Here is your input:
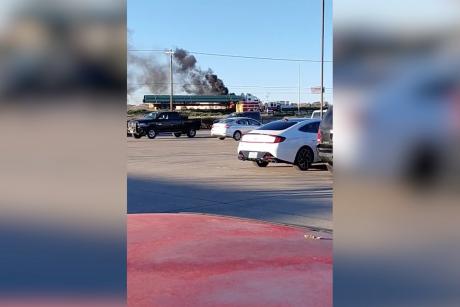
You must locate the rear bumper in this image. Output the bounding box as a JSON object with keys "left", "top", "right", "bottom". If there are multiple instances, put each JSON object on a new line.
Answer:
{"left": 317, "top": 145, "right": 333, "bottom": 164}
{"left": 210, "top": 129, "right": 229, "bottom": 137}
{"left": 238, "top": 150, "right": 289, "bottom": 164}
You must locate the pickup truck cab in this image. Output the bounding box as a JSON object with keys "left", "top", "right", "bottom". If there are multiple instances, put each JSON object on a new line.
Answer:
{"left": 128, "top": 111, "right": 201, "bottom": 139}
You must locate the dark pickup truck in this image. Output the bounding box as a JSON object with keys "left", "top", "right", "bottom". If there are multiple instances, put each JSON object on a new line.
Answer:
{"left": 128, "top": 111, "right": 201, "bottom": 139}
{"left": 317, "top": 105, "right": 333, "bottom": 166}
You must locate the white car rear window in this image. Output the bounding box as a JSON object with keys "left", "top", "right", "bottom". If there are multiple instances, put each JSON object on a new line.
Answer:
{"left": 257, "top": 121, "right": 298, "bottom": 131}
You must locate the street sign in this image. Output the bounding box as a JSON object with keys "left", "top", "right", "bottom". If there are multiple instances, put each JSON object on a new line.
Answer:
{"left": 311, "top": 86, "right": 324, "bottom": 94}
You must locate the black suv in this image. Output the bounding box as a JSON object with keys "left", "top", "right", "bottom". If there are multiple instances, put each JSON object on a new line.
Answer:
{"left": 317, "top": 105, "right": 333, "bottom": 165}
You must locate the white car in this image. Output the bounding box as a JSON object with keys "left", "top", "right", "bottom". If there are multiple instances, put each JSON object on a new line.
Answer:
{"left": 211, "top": 117, "right": 262, "bottom": 141}
{"left": 337, "top": 58, "right": 460, "bottom": 182}
{"left": 311, "top": 109, "right": 328, "bottom": 119}
{"left": 237, "top": 118, "right": 322, "bottom": 170}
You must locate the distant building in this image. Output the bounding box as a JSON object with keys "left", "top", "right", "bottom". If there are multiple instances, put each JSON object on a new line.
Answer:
{"left": 241, "top": 93, "right": 260, "bottom": 103}
{"left": 143, "top": 93, "right": 261, "bottom": 111}
{"left": 143, "top": 94, "right": 243, "bottom": 110}
{"left": 236, "top": 101, "right": 260, "bottom": 112}
{"left": 310, "top": 101, "right": 329, "bottom": 108}
{"left": 263, "top": 101, "right": 291, "bottom": 111}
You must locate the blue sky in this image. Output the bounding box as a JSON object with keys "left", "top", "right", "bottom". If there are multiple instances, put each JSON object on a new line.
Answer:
{"left": 128, "top": 0, "right": 332, "bottom": 104}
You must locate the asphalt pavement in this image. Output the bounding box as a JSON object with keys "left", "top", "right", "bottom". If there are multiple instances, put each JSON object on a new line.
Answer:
{"left": 128, "top": 130, "right": 333, "bottom": 231}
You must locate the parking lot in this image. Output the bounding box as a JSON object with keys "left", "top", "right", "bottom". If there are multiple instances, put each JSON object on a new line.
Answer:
{"left": 128, "top": 131, "right": 333, "bottom": 231}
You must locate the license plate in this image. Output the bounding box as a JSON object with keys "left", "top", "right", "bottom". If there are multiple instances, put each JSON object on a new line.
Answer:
{"left": 248, "top": 152, "right": 258, "bottom": 159}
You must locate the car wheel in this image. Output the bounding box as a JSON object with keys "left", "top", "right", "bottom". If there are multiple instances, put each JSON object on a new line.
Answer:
{"left": 233, "top": 131, "right": 242, "bottom": 141}
{"left": 187, "top": 129, "right": 197, "bottom": 138}
{"left": 254, "top": 161, "right": 269, "bottom": 167}
{"left": 173, "top": 132, "right": 182, "bottom": 137}
{"left": 147, "top": 129, "right": 157, "bottom": 139}
{"left": 218, "top": 137, "right": 225, "bottom": 140}
{"left": 406, "top": 149, "right": 437, "bottom": 187}
{"left": 295, "top": 147, "right": 313, "bottom": 171}
{"left": 133, "top": 134, "right": 142, "bottom": 139}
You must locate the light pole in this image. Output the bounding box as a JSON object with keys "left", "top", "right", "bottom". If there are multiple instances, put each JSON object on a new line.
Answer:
{"left": 165, "top": 49, "right": 174, "bottom": 111}
{"left": 320, "top": 0, "right": 325, "bottom": 119}
{"left": 298, "top": 64, "right": 301, "bottom": 114}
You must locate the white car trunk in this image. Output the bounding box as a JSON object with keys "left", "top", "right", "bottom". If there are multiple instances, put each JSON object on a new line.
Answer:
{"left": 242, "top": 130, "right": 283, "bottom": 141}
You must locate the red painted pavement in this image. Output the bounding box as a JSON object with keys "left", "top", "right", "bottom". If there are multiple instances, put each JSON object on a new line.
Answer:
{"left": 128, "top": 213, "right": 332, "bottom": 307}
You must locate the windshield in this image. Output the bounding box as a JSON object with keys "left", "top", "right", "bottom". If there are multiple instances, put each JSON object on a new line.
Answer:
{"left": 218, "top": 118, "right": 235, "bottom": 124}
{"left": 257, "top": 120, "right": 299, "bottom": 131}
{"left": 144, "top": 112, "right": 158, "bottom": 119}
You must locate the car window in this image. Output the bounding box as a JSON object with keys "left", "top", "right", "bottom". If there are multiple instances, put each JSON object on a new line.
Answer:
{"left": 299, "top": 122, "right": 320, "bottom": 133}
{"left": 239, "top": 112, "right": 259, "bottom": 120}
{"left": 168, "top": 113, "right": 180, "bottom": 120}
{"left": 249, "top": 119, "right": 260, "bottom": 126}
{"left": 144, "top": 112, "right": 158, "bottom": 119}
{"left": 237, "top": 119, "right": 248, "bottom": 125}
{"left": 158, "top": 113, "right": 168, "bottom": 120}
{"left": 312, "top": 110, "right": 327, "bottom": 119}
{"left": 324, "top": 107, "right": 333, "bottom": 127}
{"left": 257, "top": 121, "right": 299, "bottom": 131}
{"left": 218, "top": 118, "right": 234, "bottom": 124}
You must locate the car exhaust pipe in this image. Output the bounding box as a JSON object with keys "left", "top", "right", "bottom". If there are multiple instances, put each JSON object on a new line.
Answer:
{"left": 263, "top": 153, "right": 274, "bottom": 162}
{"left": 238, "top": 152, "right": 245, "bottom": 160}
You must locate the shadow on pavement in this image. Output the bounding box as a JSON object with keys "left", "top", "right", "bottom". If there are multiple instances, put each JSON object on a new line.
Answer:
{"left": 128, "top": 176, "right": 333, "bottom": 231}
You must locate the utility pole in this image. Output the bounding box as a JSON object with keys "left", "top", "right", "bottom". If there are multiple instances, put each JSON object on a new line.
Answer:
{"left": 320, "top": 0, "right": 325, "bottom": 119}
{"left": 298, "top": 64, "right": 301, "bottom": 115}
{"left": 166, "top": 49, "right": 174, "bottom": 111}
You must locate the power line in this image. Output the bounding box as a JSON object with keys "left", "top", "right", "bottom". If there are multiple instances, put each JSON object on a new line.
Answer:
{"left": 128, "top": 82, "right": 332, "bottom": 89}
{"left": 128, "top": 49, "right": 332, "bottom": 63}
{"left": 129, "top": 49, "right": 165, "bottom": 53}
{"left": 128, "top": 92, "right": 333, "bottom": 97}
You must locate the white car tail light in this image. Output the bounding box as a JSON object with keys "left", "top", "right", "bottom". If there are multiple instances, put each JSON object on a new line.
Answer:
{"left": 242, "top": 134, "right": 285, "bottom": 143}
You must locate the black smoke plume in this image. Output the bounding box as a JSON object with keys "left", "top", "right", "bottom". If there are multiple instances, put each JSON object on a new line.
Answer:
{"left": 173, "top": 48, "right": 229, "bottom": 95}
{"left": 128, "top": 53, "right": 168, "bottom": 96}
{"left": 128, "top": 47, "right": 229, "bottom": 99}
